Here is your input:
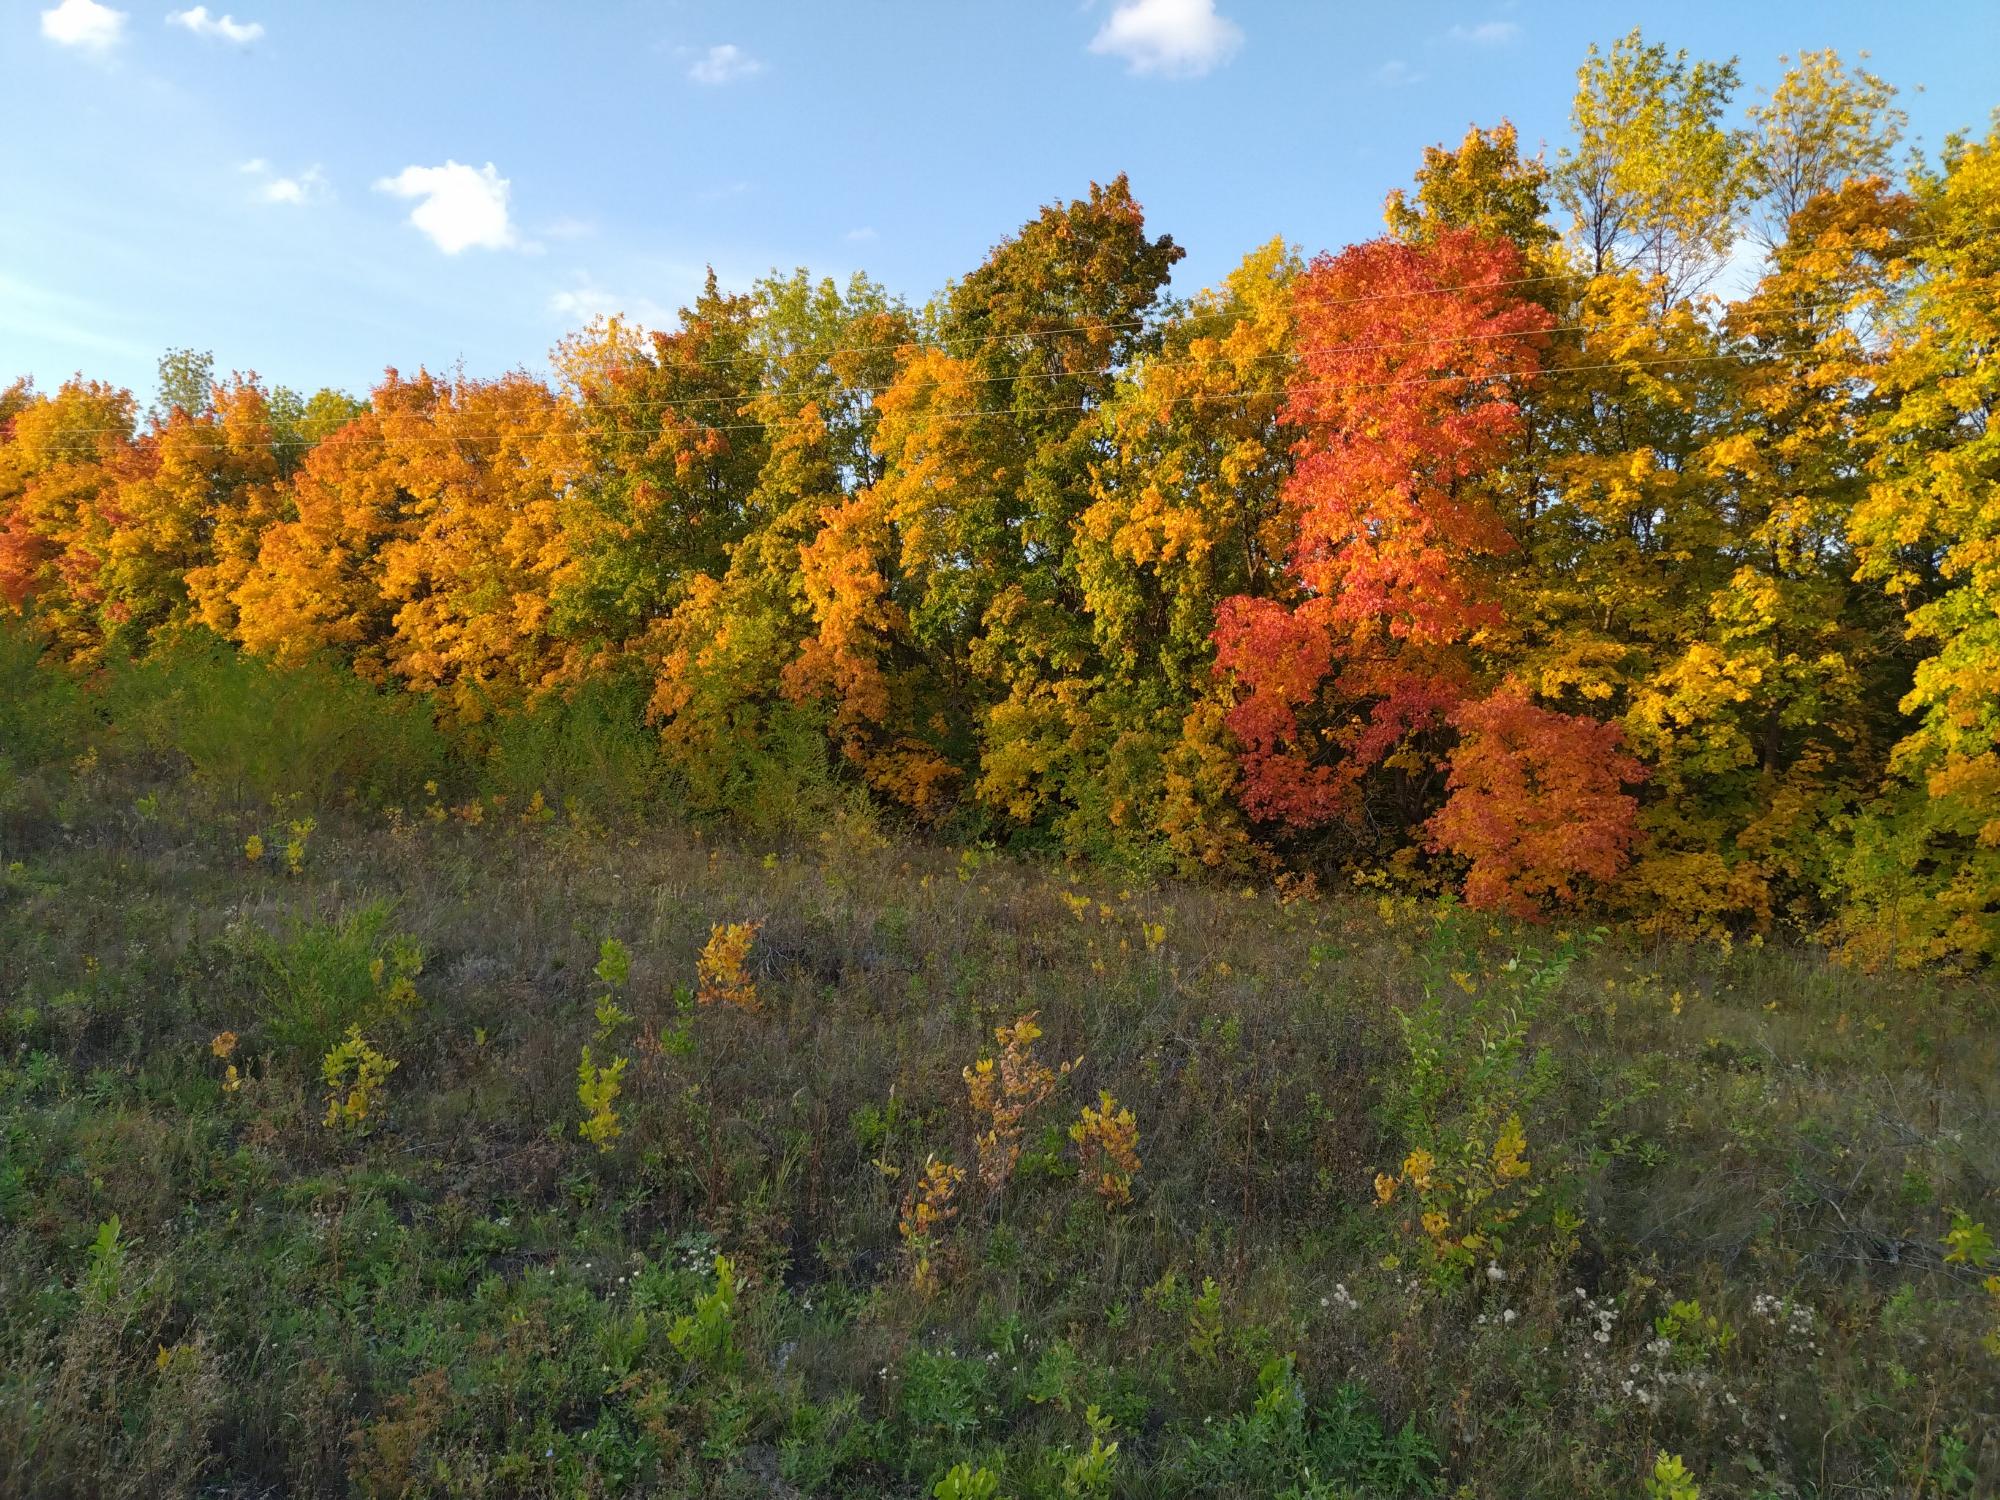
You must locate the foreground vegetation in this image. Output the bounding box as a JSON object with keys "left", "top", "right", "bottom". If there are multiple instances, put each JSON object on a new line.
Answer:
{"left": 2, "top": 633, "right": 1996, "bottom": 1498}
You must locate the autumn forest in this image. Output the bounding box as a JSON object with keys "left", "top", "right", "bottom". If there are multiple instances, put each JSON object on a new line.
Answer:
{"left": 6, "top": 36, "right": 1997, "bottom": 965}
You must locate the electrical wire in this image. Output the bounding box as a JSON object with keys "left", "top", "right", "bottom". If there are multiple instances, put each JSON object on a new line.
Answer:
{"left": 19, "top": 302, "right": 1882, "bottom": 448}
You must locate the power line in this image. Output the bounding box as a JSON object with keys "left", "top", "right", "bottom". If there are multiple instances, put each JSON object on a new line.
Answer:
{"left": 11, "top": 346, "right": 1862, "bottom": 450}
{"left": 24, "top": 222, "right": 1918, "bottom": 429}
{"left": 522, "top": 296, "right": 1864, "bottom": 425}
{"left": 22, "top": 294, "right": 1876, "bottom": 444}
{"left": 553, "top": 224, "right": 1929, "bottom": 380}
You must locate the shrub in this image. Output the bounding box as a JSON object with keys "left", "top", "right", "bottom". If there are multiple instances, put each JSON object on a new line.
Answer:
{"left": 965, "top": 1012, "right": 1075, "bottom": 1195}
{"left": 0, "top": 614, "right": 96, "bottom": 767}
{"left": 321, "top": 1027, "right": 397, "bottom": 1131}
{"left": 577, "top": 1047, "right": 628, "bottom": 1151}
{"left": 241, "top": 901, "right": 424, "bottom": 1058}
{"left": 899, "top": 1155, "right": 965, "bottom": 1293}
{"left": 1070, "top": 1091, "right": 1141, "bottom": 1205}
{"left": 101, "top": 630, "right": 449, "bottom": 807}
{"left": 1168, "top": 1357, "right": 1438, "bottom": 1496}
{"left": 696, "top": 922, "right": 761, "bottom": 1012}
{"left": 474, "top": 673, "right": 666, "bottom": 822}
{"left": 1375, "top": 906, "right": 1587, "bottom": 1280}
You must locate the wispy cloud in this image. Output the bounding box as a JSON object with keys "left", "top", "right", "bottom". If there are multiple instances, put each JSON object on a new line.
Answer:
{"left": 688, "top": 43, "right": 762, "bottom": 85}
{"left": 240, "top": 158, "right": 328, "bottom": 204}
{"left": 1374, "top": 59, "right": 1425, "bottom": 88}
{"left": 1446, "top": 20, "right": 1520, "bottom": 46}
{"left": 262, "top": 168, "right": 327, "bottom": 204}
{"left": 1089, "top": 0, "right": 1242, "bottom": 78}
{"left": 167, "top": 5, "right": 263, "bottom": 42}
{"left": 549, "top": 274, "right": 671, "bottom": 330}
{"left": 844, "top": 226, "right": 878, "bottom": 244}
{"left": 374, "top": 161, "right": 517, "bottom": 254}
{"left": 40, "top": 0, "right": 126, "bottom": 52}
{"left": 0, "top": 270, "right": 152, "bottom": 363}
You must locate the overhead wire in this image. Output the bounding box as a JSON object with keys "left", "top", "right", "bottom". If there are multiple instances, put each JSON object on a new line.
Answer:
{"left": 24, "top": 299, "right": 1878, "bottom": 448}
{"left": 19, "top": 220, "right": 1927, "bottom": 441}
{"left": 540, "top": 221, "right": 1934, "bottom": 381}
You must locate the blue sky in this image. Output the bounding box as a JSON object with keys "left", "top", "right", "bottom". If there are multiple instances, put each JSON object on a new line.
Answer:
{"left": 6, "top": 0, "right": 1997, "bottom": 402}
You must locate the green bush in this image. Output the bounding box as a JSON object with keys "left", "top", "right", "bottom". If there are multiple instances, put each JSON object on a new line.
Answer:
{"left": 239, "top": 900, "right": 424, "bottom": 1058}
{"left": 0, "top": 615, "right": 97, "bottom": 768}
{"left": 100, "top": 631, "right": 449, "bottom": 808}
{"left": 1167, "top": 1357, "right": 1438, "bottom": 1497}
{"left": 667, "top": 697, "right": 853, "bottom": 836}
{"left": 474, "top": 673, "right": 666, "bottom": 820}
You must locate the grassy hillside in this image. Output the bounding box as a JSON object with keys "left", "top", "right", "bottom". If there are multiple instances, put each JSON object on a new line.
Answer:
{"left": 0, "top": 643, "right": 1997, "bottom": 1497}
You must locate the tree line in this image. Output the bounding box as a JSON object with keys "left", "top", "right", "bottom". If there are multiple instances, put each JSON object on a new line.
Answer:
{"left": 4, "top": 35, "right": 1996, "bottom": 963}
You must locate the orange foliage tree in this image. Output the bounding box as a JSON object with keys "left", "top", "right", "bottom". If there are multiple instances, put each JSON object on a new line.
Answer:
{"left": 1427, "top": 692, "right": 1645, "bottom": 917}
{"left": 1212, "top": 228, "right": 1555, "bottom": 866}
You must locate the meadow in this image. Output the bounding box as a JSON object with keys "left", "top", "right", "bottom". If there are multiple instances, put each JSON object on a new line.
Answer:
{"left": 1, "top": 628, "right": 1995, "bottom": 1498}
{"left": 6, "top": 31, "right": 2000, "bottom": 1497}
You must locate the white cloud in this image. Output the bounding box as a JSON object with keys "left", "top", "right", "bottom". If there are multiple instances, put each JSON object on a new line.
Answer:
{"left": 167, "top": 5, "right": 263, "bottom": 42}
{"left": 1374, "top": 59, "right": 1425, "bottom": 87}
{"left": 844, "top": 226, "right": 878, "bottom": 243}
{"left": 374, "top": 160, "right": 517, "bottom": 254}
{"left": 40, "top": 0, "right": 126, "bottom": 51}
{"left": 1446, "top": 20, "right": 1520, "bottom": 46}
{"left": 240, "top": 158, "right": 329, "bottom": 204}
{"left": 542, "top": 215, "right": 595, "bottom": 241}
{"left": 688, "top": 43, "right": 762, "bottom": 85}
{"left": 549, "top": 275, "right": 670, "bottom": 330}
{"left": 1088, "top": 0, "right": 1242, "bottom": 78}
{"left": 261, "top": 167, "right": 327, "bottom": 204}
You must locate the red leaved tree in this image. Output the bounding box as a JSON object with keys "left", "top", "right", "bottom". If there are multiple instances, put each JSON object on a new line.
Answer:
{"left": 1428, "top": 692, "right": 1645, "bottom": 918}
{"left": 1212, "top": 228, "right": 1551, "bottom": 837}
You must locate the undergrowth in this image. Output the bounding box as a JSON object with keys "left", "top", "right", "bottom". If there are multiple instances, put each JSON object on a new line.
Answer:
{"left": 0, "top": 641, "right": 1996, "bottom": 1497}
